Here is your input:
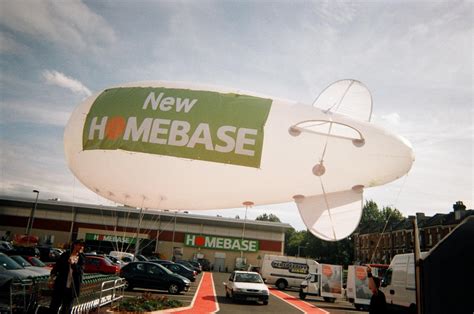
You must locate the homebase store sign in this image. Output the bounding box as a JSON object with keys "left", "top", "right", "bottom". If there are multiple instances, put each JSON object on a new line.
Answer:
{"left": 85, "top": 233, "right": 137, "bottom": 244}
{"left": 185, "top": 234, "right": 259, "bottom": 252}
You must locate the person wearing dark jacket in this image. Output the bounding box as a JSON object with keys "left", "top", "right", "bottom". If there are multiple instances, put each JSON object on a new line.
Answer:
{"left": 366, "top": 265, "right": 387, "bottom": 314}
{"left": 49, "top": 239, "right": 85, "bottom": 313}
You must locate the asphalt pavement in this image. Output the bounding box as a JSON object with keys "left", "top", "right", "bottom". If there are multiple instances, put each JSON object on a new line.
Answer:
{"left": 119, "top": 271, "right": 368, "bottom": 313}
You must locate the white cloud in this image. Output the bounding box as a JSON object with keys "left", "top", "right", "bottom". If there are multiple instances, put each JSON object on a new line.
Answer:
{"left": 42, "top": 70, "right": 91, "bottom": 97}
{"left": 0, "top": 0, "right": 116, "bottom": 52}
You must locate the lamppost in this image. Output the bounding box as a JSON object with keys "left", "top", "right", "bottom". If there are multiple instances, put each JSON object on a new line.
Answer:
{"left": 241, "top": 201, "right": 253, "bottom": 260}
{"left": 26, "top": 190, "right": 39, "bottom": 246}
{"left": 171, "top": 211, "right": 177, "bottom": 260}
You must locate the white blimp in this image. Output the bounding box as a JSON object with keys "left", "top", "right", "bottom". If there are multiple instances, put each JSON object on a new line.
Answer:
{"left": 64, "top": 80, "right": 414, "bottom": 241}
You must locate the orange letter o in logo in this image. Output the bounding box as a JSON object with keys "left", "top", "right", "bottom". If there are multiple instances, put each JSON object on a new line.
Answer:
{"left": 105, "top": 116, "right": 126, "bottom": 140}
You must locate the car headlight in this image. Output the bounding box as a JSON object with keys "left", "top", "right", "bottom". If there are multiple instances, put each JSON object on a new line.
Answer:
{"left": 262, "top": 289, "right": 269, "bottom": 295}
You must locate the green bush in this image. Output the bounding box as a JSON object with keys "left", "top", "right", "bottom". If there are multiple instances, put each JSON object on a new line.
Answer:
{"left": 111, "top": 292, "right": 183, "bottom": 312}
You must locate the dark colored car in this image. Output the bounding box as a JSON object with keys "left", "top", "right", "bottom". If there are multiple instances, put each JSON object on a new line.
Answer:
{"left": 135, "top": 254, "right": 148, "bottom": 261}
{"left": 9, "top": 255, "right": 50, "bottom": 276}
{"left": 188, "top": 261, "right": 203, "bottom": 272}
{"left": 197, "top": 258, "right": 211, "bottom": 271}
{"left": 84, "top": 255, "right": 119, "bottom": 274}
{"left": 0, "top": 241, "right": 14, "bottom": 254}
{"left": 154, "top": 261, "right": 196, "bottom": 282}
{"left": 9, "top": 246, "right": 40, "bottom": 258}
{"left": 120, "top": 262, "right": 190, "bottom": 294}
{"left": 176, "top": 260, "right": 201, "bottom": 273}
{"left": 36, "top": 246, "right": 61, "bottom": 262}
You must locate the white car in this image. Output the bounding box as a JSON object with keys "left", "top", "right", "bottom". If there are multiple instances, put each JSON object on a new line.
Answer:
{"left": 224, "top": 271, "right": 269, "bottom": 305}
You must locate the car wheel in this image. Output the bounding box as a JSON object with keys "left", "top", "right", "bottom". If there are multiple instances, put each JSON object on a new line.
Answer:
{"left": 323, "top": 297, "right": 336, "bottom": 303}
{"left": 225, "top": 290, "right": 230, "bottom": 298}
{"left": 124, "top": 280, "right": 133, "bottom": 291}
{"left": 276, "top": 279, "right": 287, "bottom": 290}
{"left": 299, "top": 291, "right": 306, "bottom": 300}
{"left": 168, "top": 283, "right": 180, "bottom": 294}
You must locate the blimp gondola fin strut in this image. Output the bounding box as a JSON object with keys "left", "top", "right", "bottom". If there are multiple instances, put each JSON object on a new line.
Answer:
{"left": 294, "top": 188, "right": 364, "bottom": 241}
{"left": 289, "top": 119, "right": 365, "bottom": 147}
{"left": 312, "top": 79, "right": 373, "bottom": 122}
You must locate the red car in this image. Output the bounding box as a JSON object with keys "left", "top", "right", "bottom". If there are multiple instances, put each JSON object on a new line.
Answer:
{"left": 84, "top": 255, "right": 119, "bottom": 274}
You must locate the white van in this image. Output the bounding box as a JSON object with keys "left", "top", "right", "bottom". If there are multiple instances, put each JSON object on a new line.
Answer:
{"left": 380, "top": 252, "right": 426, "bottom": 313}
{"left": 346, "top": 264, "right": 388, "bottom": 310}
{"left": 261, "top": 254, "right": 319, "bottom": 290}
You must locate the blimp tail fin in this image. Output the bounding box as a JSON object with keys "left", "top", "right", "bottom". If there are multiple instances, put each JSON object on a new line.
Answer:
{"left": 294, "top": 188, "right": 363, "bottom": 241}
{"left": 312, "top": 79, "right": 373, "bottom": 122}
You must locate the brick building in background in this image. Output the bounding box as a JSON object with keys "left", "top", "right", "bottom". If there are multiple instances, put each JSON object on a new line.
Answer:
{"left": 353, "top": 201, "right": 473, "bottom": 264}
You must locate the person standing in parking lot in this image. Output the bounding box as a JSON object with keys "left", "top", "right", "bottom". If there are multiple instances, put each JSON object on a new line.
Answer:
{"left": 48, "top": 239, "right": 85, "bottom": 313}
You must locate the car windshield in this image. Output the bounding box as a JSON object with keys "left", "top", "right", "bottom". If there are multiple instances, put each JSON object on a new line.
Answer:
{"left": 0, "top": 254, "right": 23, "bottom": 270}
{"left": 235, "top": 273, "right": 263, "bottom": 283}
{"left": 29, "top": 257, "right": 46, "bottom": 267}
{"left": 10, "top": 256, "right": 32, "bottom": 267}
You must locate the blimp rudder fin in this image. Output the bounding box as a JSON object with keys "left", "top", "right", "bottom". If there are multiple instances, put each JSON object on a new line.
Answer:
{"left": 312, "top": 79, "right": 373, "bottom": 122}
{"left": 294, "top": 187, "right": 363, "bottom": 241}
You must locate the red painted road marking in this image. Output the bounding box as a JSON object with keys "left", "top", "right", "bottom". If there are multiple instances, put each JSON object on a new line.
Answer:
{"left": 269, "top": 288, "right": 329, "bottom": 314}
{"left": 172, "top": 272, "right": 219, "bottom": 313}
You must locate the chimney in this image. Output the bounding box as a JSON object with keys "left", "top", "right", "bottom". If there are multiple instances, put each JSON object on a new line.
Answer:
{"left": 453, "top": 201, "right": 466, "bottom": 221}
{"left": 416, "top": 212, "right": 425, "bottom": 221}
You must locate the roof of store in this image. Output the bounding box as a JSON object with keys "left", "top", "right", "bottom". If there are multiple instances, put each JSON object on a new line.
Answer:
{"left": 0, "top": 196, "right": 293, "bottom": 233}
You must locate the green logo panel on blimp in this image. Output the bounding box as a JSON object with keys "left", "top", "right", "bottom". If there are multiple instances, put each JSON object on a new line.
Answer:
{"left": 83, "top": 87, "right": 272, "bottom": 168}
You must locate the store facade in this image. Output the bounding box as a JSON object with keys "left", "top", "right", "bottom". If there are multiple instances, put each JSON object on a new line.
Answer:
{"left": 0, "top": 197, "right": 292, "bottom": 271}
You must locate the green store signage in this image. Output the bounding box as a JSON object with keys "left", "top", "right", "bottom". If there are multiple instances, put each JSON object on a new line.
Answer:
{"left": 184, "top": 233, "right": 259, "bottom": 252}
{"left": 83, "top": 87, "right": 272, "bottom": 168}
{"left": 85, "top": 233, "right": 137, "bottom": 244}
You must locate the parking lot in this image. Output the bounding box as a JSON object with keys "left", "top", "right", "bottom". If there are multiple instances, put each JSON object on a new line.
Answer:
{"left": 122, "top": 271, "right": 368, "bottom": 313}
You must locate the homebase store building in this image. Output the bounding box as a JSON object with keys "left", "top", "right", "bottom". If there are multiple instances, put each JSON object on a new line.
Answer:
{"left": 0, "top": 197, "right": 292, "bottom": 272}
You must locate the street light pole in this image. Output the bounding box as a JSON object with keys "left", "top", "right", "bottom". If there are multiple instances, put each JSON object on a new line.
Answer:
{"left": 26, "top": 190, "right": 39, "bottom": 246}
{"left": 241, "top": 201, "right": 253, "bottom": 259}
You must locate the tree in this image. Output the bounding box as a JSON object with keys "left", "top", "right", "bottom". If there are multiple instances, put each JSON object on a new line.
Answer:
{"left": 284, "top": 228, "right": 306, "bottom": 256}
{"left": 380, "top": 206, "right": 404, "bottom": 224}
{"left": 284, "top": 200, "right": 406, "bottom": 265}
{"left": 255, "top": 213, "right": 281, "bottom": 222}
{"left": 359, "top": 200, "right": 382, "bottom": 228}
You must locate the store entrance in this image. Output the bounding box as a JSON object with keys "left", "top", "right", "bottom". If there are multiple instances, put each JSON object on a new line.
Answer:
{"left": 214, "top": 252, "right": 226, "bottom": 272}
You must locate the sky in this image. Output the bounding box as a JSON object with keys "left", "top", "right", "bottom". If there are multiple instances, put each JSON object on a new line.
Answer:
{"left": 0, "top": 0, "right": 472, "bottom": 231}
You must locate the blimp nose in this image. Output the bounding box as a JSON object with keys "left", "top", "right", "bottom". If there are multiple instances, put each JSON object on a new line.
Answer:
{"left": 398, "top": 133, "right": 415, "bottom": 167}
{"left": 382, "top": 132, "right": 415, "bottom": 183}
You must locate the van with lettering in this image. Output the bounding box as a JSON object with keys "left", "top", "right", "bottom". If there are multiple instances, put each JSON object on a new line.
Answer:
{"left": 260, "top": 254, "right": 319, "bottom": 290}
